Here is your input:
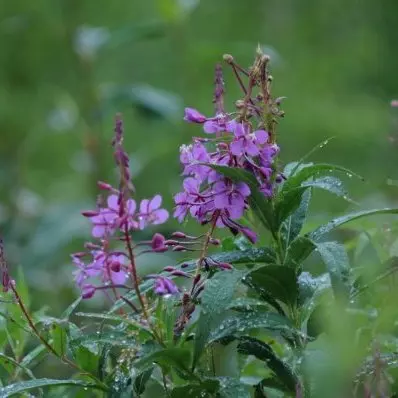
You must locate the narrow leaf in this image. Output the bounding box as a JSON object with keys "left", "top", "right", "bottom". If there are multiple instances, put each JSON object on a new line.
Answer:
{"left": 237, "top": 336, "right": 297, "bottom": 392}
{"left": 310, "top": 208, "right": 398, "bottom": 241}
{"left": 0, "top": 379, "right": 106, "bottom": 397}
{"left": 315, "top": 241, "right": 351, "bottom": 298}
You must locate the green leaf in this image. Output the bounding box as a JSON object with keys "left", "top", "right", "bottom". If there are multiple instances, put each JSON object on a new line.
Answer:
{"left": 281, "top": 188, "right": 312, "bottom": 248}
{"left": 75, "top": 312, "right": 151, "bottom": 334}
{"left": 70, "top": 331, "right": 134, "bottom": 348}
{"left": 133, "top": 367, "right": 154, "bottom": 395}
{"left": 310, "top": 208, "right": 398, "bottom": 241}
{"left": 74, "top": 346, "right": 99, "bottom": 375}
{"left": 315, "top": 241, "right": 351, "bottom": 298}
{"left": 237, "top": 336, "right": 297, "bottom": 392}
{"left": 209, "top": 165, "right": 275, "bottom": 232}
{"left": 20, "top": 345, "right": 47, "bottom": 368}
{"left": 285, "top": 236, "right": 316, "bottom": 269}
{"left": 227, "top": 297, "right": 270, "bottom": 312}
{"left": 135, "top": 348, "right": 194, "bottom": 379}
{"left": 49, "top": 321, "right": 68, "bottom": 357}
{"left": 246, "top": 265, "right": 298, "bottom": 306}
{"left": 193, "top": 270, "right": 244, "bottom": 369}
{"left": 210, "top": 311, "right": 298, "bottom": 342}
{"left": 217, "top": 377, "right": 251, "bottom": 398}
{"left": 281, "top": 163, "right": 362, "bottom": 194}
{"left": 0, "top": 353, "right": 35, "bottom": 379}
{"left": 170, "top": 380, "right": 219, "bottom": 398}
{"left": 276, "top": 176, "right": 351, "bottom": 230}
{"left": 61, "top": 297, "right": 82, "bottom": 319}
{"left": 0, "top": 379, "right": 107, "bottom": 397}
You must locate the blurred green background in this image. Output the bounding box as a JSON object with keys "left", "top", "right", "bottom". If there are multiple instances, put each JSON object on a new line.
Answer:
{"left": 1, "top": 0, "right": 398, "bottom": 317}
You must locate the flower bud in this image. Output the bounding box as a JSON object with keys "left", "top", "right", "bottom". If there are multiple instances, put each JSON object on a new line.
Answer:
{"left": 171, "top": 231, "right": 187, "bottom": 239}
{"left": 223, "top": 54, "right": 234, "bottom": 64}
{"left": 97, "top": 181, "right": 113, "bottom": 191}
{"left": 172, "top": 245, "right": 187, "bottom": 252}
{"left": 82, "top": 284, "right": 96, "bottom": 299}
{"left": 163, "top": 266, "right": 175, "bottom": 272}
{"left": 81, "top": 210, "right": 99, "bottom": 218}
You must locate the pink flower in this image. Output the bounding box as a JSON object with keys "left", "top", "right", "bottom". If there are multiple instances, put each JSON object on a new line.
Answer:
{"left": 138, "top": 195, "right": 169, "bottom": 229}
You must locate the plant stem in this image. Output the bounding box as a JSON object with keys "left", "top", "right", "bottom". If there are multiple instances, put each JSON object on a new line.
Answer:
{"left": 10, "top": 284, "right": 107, "bottom": 389}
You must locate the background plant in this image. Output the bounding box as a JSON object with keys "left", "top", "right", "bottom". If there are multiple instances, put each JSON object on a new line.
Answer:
{"left": 2, "top": 48, "right": 398, "bottom": 397}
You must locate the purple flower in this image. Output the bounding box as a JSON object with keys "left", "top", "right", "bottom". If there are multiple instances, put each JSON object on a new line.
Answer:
{"left": 180, "top": 142, "right": 210, "bottom": 179}
{"left": 153, "top": 277, "right": 179, "bottom": 296}
{"left": 230, "top": 123, "right": 268, "bottom": 156}
{"left": 138, "top": 195, "right": 169, "bottom": 230}
{"left": 213, "top": 181, "right": 250, "bottom": 219}
{"left": 89, "top": 194, "right": 137, "bottom": 238}
{"left": 184, "top": 108, "right": 207, "bottom": 123}
{"left": 203, "top": 114, "right": 236, "bottom": 134}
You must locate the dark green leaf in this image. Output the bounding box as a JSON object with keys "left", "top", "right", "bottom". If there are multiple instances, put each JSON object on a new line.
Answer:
{"left": 70, "top": 331, "right": 134, "bottom": 348}
{"left": 74, "top": 346, "right": 99, "bottom": 375}
{"left": 237, "top": 336, "right": 297, "bottom": 392}
{"left": 135, "top": 348, "right": 193, "bottom": 379}
{"left": 281, "top": 163, "right": 362, "bottom": 193}
{"left": 246, "top": 265, "right": 298, "bottom": 306}
{"left": 193, "top": 270, "right": 244, "bottom": 368}
{"left": 310, "top": 208, "right": 398, "bottom": 241}
{"left": 285, "top": 236, "right": 316, "bottom": 269}
{"left": 210, "top": 311, "right": 298, "bottom": 342}
{"left": 133, "top": 367, "right": 154, "bottom": 395}
{"left": 315, "top": 241, "right": 351, "bottom": 298}
{"left": 61, "top": 297, "right": 82, "bottom": 319}
{"left": 217, "top": 377, "right": 251, "bottom": 398}
{"left": 49, "top": 321, "right": 67, "bottom": 357}
{"left": 0, "top": 379, "right": 106, "bottom": 397}
{"left": 0, "top": 353, "right": 35, "bottom": 379}
{"left": 170, "top": 380, "right": 219, "bottom": 398}
{"left": 282, "top": 188, "right": 312, "bottom": 247}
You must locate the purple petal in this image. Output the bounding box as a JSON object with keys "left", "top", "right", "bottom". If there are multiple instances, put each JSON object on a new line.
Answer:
{"left": 149, "top": 195, "right": 162, "bottom": 211}
{"left": 245, "top": 140, "right": 259, "bottom": 156}
{"left": 254, "top": 130, "right": 269, "bottom": 144}
{"left": 236, "top": 182, "right": 251, "bottom": 197}
{"left": 214, "top": 192, "right": 230, "bottom": 209}
{"left": 126, "top": 199, "right": 136, "bottom": 215}
{"left": 111, "top": 270, "right": 128, "bottom": 285}
{"left": 233, "top": 122, "right": 246, "bottom": 137}
{"left": 140, "top": 199, "right": 149, "bottom": 214}
{"left": 203, "top": 120, "right": 219, "bottom": 134}
{"left": 183, "top": 177, "right": 199, "bottom": 193}
{"left": 184, "top": 108, "right": 207, "bottom": 123}
{"left": 92, "top": 225, "right": 105, "bottom": 238}
{"left": 230, "top": 140, "right": 243, "bottom": 156}
{"left": 152, "top": 209, "right": 169, "bottom": 224}
{"left": 107, "top": 195, "right": 119, "bottom": 211}
{"left": 82, "top": 284, "right": 96, "bottom": 299}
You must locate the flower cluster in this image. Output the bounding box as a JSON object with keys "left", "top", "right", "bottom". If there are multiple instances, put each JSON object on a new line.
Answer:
{"left": 72, "top": 115, "right": 173, "bottom": 299}
{"left": 174, "top": 56, "right": 281, "bottom": 243}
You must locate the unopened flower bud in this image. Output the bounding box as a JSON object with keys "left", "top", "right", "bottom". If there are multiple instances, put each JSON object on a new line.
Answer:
{"left": 82, "top": 284, "right": 96, "bottom": 299}
{"left": 85, "top": 242, "right": 100, "bottom": 250}
{"left": 97, "top": 181, "right": 113, "bottom": 191}
{"left": 163, "top": 266, "right": 175, "bottom": 272}
{"left": 165, "top": 240, "right": 179, "bottom": 246}
{"left": 171, "top": 270, "right": 190, "bottom": 278}
{"left": 218, "top": 262, "right": 233, "bottom": 270}
{"left": 81, "top": 210, "right": 99, "bottom": 218}
{"left": 172, "top": 245, "right": 187, "bottom": 252}
{"left": 171, "top": 231, "right": 187, "bottom": 239}
{"left": 209, "top": 238, "right": 221, "bottom": 246}
{"left": 180, "top": 263, "right": 189, "bottom": 269}
{"left": 223, "top": 54, "right": 234, "bottom": 64}
{"left": 193, "top": 274, "right": 201, "bottom": 286}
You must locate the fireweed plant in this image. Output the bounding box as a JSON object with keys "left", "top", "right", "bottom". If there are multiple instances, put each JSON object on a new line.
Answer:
{"left": 2, "top": 50, "right": 398, "bottom": 397}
